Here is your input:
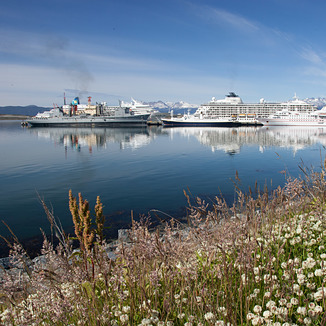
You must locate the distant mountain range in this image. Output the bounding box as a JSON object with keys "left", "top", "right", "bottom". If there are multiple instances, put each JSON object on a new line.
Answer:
{"left": 0, "top": 101, "right": 199, "bottom": 116}
{"left": 0, "top": 105, "right": 51, "bottom": 116}
{"left": 1, "top": 98, "right": 326, "bottom": 116}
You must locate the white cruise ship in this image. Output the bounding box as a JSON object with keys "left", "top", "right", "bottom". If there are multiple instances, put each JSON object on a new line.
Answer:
{"left": 196, "top": 92, "right": 316, "bottom": 119}
{"left": 257, "top": 107, "right": 326, "bottom": 126}
{"left": 120, "top": 98, "right": 156, "bottom": 115}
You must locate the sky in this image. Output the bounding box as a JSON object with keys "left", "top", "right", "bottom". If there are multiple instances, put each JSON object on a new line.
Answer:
{"left": 1, "top": 0, "right": 326, "bottom": 106}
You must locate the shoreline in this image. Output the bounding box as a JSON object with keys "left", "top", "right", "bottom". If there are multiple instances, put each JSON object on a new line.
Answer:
{"left": 0, "top": 114, "right": 31, "bottom": 120}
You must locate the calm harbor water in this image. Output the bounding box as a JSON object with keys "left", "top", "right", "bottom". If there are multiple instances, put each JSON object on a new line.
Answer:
{"left": 1, "top": 120, "right": 326, "bottom": 256}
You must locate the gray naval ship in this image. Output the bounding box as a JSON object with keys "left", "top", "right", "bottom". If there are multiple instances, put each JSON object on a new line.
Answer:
{"left": 26, "top": 97, "right": 152, "bottom": 127}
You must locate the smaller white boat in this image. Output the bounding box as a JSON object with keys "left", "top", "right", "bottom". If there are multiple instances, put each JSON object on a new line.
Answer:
{"left": 258, "top": 107, "right": 326, "bottom": 126}
{"left": 161, "top": 110, "right": 242, "bottom": 127}
{"left": 236, "top": 113, "right": 262, "bottom": 125}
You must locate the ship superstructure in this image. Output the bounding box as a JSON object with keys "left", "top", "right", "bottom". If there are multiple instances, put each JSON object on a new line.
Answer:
{"left": 196, "top": 92, "right": 316, "bottom": 119}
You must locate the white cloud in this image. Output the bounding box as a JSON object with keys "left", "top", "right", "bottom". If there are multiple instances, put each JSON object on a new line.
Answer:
{"left": 210, "top": 8, "right": 259, "bottom": 32}
{"left": 300, "top": 47, "right": 324, "bottom": 65}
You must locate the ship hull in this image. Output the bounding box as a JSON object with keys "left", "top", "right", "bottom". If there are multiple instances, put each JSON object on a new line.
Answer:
{"left": 258, "top": 118, "right": 326, "bottom": 126}
{"left": 161, "top": 118, "right": 242, "bottom": 127}
{"left": 27, "top": 114, "right": 150, "bottom": 127}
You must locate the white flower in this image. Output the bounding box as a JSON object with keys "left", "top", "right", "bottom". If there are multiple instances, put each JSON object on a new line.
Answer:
{"left": 314, "top": 287, "right": 326, "bottom": 301}
{"left": 141, "top": 318, "right": 152, "bottom": 325}
{"left": 122, "top": 306, "right": 130, "bottom": 313}
{"left": 119, "top": 314, "right": 129, "bottom": 324}
{"left": 251, "top": 316, "right": 263, "bottom": 325}
{"left": 303, "top": 317, "right": 311, "bottom": 325}
{"left": 297, "top": 273, "right": 306, "bottom": 284}
{"left": 315, "top": 269, "right": 323, "bottom": 277}
{"left": 204, "top": 312, "right": 215, "bottom": 322}
{"left": 314, "top": 305, "right": 323, "bottom": 314}
{"left": 279, "top": 298, "right": 287, "bottom": 306}
{"left": 297, "top": 306, "right": 307, "bottom": 316}
{"left": 263, "top": 310, "right": 272, "bottom": 318}
{"left": 290, "top": 297, "right": 299, "bottom": 305}
{"left": 246, "top": 313, "right": 255, "bottom": 320}
{"left": 253, "top": 305, "right": 262, "bottom": 314}
{"left": 293, "top": 284, "right": 300, "bottom": 292}
{"left": 266, "top": 300, "right": 276, "bottom": 309}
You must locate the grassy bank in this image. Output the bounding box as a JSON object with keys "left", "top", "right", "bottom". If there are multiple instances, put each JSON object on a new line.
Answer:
{"left": 0, "top": 164, "right": 326, "bottom": 325}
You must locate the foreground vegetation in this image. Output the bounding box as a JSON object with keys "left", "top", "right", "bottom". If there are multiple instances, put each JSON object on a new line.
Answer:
{"left": 1, "top": 162, "right": 326, "bottom": 325}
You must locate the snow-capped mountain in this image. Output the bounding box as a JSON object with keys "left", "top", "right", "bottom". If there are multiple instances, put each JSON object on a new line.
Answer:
{"left": 304, "top": 97, "right": 326, "bottom": 109}
{"left": 144, "top": 100, "right": 198, "bottom": 113}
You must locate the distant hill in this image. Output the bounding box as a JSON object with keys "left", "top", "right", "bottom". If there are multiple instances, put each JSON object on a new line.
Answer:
{"left": 0, "top": 102, "right": 199, "bottom": 115}
{"left": 0, "top": 105, "right": 50, "bottom": 116}
{"left": 1, "top": 97, "right": 325, "bottom": 116}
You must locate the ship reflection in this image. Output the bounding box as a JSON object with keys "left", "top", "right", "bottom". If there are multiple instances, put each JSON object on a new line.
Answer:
{"left": 28, "top": 125, "right": 326, "bottom": 155}
{"left": 166, "top": 126, "right": 326, "bottom": 155}
{"left": 28, "top": 126, "right": 165, "bottom": 152}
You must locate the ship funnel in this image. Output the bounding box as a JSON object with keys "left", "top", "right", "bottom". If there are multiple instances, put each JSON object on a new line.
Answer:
{"left": 72, "top": 97, "right": 80, "bottom": 105}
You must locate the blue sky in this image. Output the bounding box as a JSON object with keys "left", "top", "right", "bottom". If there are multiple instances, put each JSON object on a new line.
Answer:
{"left": 1, "top": 0, "right": 326, "bottom": 106}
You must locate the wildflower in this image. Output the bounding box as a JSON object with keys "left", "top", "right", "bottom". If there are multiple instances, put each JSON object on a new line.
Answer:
{"left": 263, "top": 310, "right": 272, "bottom": 319}
{"left": 122, "top": 306, "right": 130, "bottom": 313}
{"left": 297, "top": 306, "right": 307, "bottom": 316}
{"left": 314, "top": 269, "right": 323, "bottom": 277}
{"left": 303, "top": 317, "right": 311, "bottom": 325}
{"left": 266, "top": 300, "right": 276, "bottom": 309}
{"left": 246, "top": 313, "right": 255, "bottom": 320}
{"left": 120, "top": 314, "right": 129, "bottom": 324}
{"left": 215, "top": 321, "right": 225, "bottom": 326}
{"left": 264, "top": 292, "right": 271, "bottom": 298}
{"left": 314, "top": 305, "right": 323, "bottom": 314}
{"left": 204, "top": 312, "right": 215, "bottom": 322}
{"left": 251, "top": 316, "right": 263, "bottom": 325}
{"left": 177, "top": 313, "right": 185, "bottom": 319}
{"left": 297, "top": 274, "right": 306, "bottom": 284}
{"left": 293, "top": 284, "right": 300, "bottom": 292}
{"left": 279, "top": 298, "right": 287, "bottom": 306}
{"left": 314, "top": 287, "right": 326, "bottom": 301}
{"left": 253, "top": 305, "right": 262, "bottom": 314}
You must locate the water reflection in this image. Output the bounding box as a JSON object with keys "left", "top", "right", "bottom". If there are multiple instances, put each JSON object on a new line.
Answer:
{"left": 166, "top": 126, "right": 326, "bottom": 155}
{"left": 28, "top": 126, "right": 166, "bottom": 152}
{"left": 28, "top": 125, "right": 326, "bottom": 155}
